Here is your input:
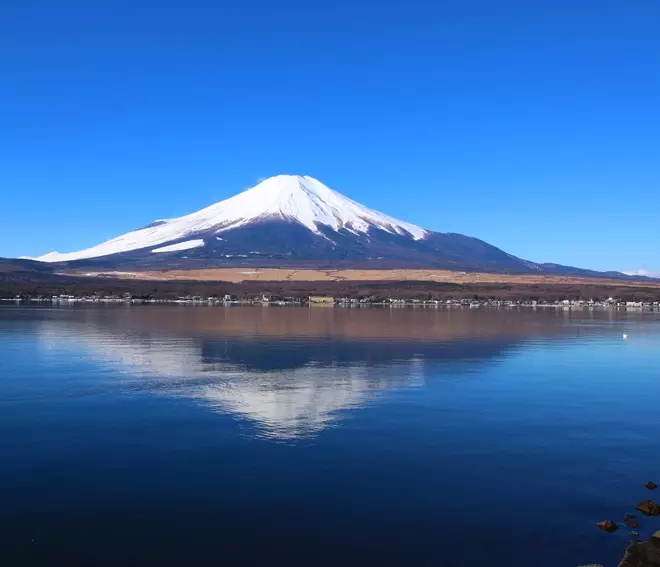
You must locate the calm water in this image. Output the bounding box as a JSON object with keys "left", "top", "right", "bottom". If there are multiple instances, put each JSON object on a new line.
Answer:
{"left": 2, "top": 305, "right": 660, "bottom": 566}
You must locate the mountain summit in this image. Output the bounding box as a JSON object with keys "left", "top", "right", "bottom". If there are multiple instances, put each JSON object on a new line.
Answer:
{"left": 27, "top": 175, "right": 625, "bottom": 277}
{"left": 202, "top": 175, "right": 429, "bottom": 240}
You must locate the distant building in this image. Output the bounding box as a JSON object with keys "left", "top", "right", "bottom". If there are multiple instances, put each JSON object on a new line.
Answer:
{"left": 309, "top": 296, "right": 335, "bottom": 305}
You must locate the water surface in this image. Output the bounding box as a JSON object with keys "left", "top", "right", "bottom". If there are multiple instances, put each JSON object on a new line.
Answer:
{"left": 2, "top": 305, "right": 660, "bottom": 566}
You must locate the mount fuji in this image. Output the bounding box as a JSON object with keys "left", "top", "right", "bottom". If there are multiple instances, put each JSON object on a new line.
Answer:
{"left": 25, "top": 175, "right": 622, "bottom": 277}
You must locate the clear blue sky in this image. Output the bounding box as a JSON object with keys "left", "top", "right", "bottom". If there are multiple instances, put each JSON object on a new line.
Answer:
{"left": 1, "top": 0, "right": 658, "bottom": 274}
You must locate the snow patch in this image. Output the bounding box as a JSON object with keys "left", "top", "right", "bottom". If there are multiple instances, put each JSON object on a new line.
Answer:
{"left": 623, "top": 269, "right": 659, "bottom": 278}
{"left": 151, "top": 239, "right": 205, "bottom": 253}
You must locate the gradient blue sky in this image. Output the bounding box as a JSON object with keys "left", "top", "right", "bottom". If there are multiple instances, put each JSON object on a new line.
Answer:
{"left": 1, "top": 0, "right": 658, "bottom": 274}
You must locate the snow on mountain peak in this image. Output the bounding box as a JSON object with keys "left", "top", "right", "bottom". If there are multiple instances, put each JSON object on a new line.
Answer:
{"left": 31, "top": 175, "right": 428, "bottom": 262}
{"left": 205, "top": 174, "right": 427, "bottom": 238}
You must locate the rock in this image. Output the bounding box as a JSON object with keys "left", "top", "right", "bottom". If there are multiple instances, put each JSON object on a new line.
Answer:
{"left": 579, "top": 564, "right": 605, "bottom": 567}
{"left": 646, "top": 482, "right": 658, "bottom": 491}
{"left": 653, "top": 531, "right": 660, "bottom": 542}
{"left": 632, "top": 531, "right": 640, "bottom": 537}
{"left": 636, "top": 500, "right": 660, "bottom": 517}
{"left": 598, "top": 520, "right": 618, "bottom": 533}
{"left": 626, "top": 518, "right": 641, "bottom": 529}
{"left": 618, "top": 539, "right": 660, "bottom": 567}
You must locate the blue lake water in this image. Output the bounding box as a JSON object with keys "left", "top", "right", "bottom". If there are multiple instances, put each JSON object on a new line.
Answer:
{"left": 1, "top": 305, "right": 659, "bottom": 566}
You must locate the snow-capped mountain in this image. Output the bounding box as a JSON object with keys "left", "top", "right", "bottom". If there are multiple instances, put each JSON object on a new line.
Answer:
{"left": 23, "top": 174, "right": 624, "bottom": 276}
{"left": 33, "top": 175, "right": 427, "bottom": 263}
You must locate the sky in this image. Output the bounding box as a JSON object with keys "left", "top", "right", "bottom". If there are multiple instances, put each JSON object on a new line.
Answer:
{"left": 1, "top": 0, "right": 658, "bottom": 274}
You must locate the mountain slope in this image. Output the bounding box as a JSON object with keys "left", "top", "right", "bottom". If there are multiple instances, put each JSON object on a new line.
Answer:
{"left": 0, "top": 257, "right": 56, "bottom": 274}
{"left": 33, "top": 175, "right": 427, "bottom": 263}
{"left": 22, "top": 175, "right": 626, "bottom": 277}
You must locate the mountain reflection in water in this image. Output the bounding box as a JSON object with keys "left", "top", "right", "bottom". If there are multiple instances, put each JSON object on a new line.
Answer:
{"left": 35, "top": 306, "right": 576, "bottom": 439}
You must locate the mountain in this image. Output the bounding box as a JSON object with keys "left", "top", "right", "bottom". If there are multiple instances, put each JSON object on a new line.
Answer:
{"left": 0, "top": 257, "right": 55, "bottom": 273}
{"left": 23, "top": 175, "right": 626, "bottom": 276}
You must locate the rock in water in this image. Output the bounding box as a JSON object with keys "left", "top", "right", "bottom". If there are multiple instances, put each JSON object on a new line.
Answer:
{"left": 625, "top": 519, "right": 641, "bottom": 529}
{"left": 618, "top": 539, "right": 660, "bottom": 567}
{"left": 646, "top": 482, "right": 658, "bottom": 490}
{"left": 597, "top": 520, "right": 618, "bottom": 532}
{"left": 636, "top": 500, "right": 660, "bottom": 517}
{"left": 653, "top": 531, "right": 660, "bottom": 542}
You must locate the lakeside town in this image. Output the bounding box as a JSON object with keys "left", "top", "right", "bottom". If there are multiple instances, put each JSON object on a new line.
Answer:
{"left": 3, "top": 293, "right": 660, "bottom": 310}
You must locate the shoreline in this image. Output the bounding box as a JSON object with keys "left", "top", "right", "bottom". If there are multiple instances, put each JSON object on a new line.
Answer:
{"left": 3, "top": 296, "right": 660, "bottom": 311}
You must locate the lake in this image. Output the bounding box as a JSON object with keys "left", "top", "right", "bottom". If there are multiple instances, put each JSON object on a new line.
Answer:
{"left": 1, "top": 305, "right": 659, "bottom": 566}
